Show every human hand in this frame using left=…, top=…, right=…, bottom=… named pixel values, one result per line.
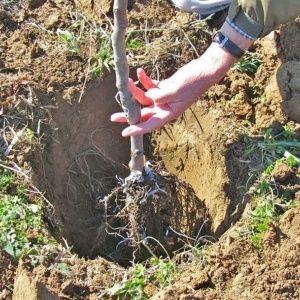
left=111, top=43, right=237, bottom=137
left=111, top=68, right=196, bottom=137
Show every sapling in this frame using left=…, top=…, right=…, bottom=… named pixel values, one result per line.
left=112, top=0, right=145, bottom=175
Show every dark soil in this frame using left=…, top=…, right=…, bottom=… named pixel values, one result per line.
left=0, top=250, right=16, bottom=299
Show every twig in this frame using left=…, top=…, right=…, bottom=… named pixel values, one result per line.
left=78, top=29, right=92, bottom=103
left=181, top=28, right=200, bottom=57
left=0, top=162, right=29, bottom=180
left=4, top=126, right=27, bottom=156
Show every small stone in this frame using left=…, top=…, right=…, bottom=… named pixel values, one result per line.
left=272, top=163, right=292, bottom=183
left=44, top=14, right=60, bottom=29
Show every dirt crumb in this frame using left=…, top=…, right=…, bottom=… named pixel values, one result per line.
left=0, top=250, right=16, bottom=300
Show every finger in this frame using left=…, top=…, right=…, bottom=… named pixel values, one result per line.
left=110, top=112, right=127, bottom=123
left=121, top=106, right=173, bottom=136
left=145, top=88, right=175, bottom=104
left=111, top=107, right=155, bottom=123
left=122, top=116, right=166, bottom=136
left=128, top=78, right=153, bottom=106
left=137, top=68, right=158, bottom=90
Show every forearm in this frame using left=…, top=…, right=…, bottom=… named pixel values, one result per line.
left=164, top=20, right=254, bottom=104
left=168, top=43, right=235, bottom=103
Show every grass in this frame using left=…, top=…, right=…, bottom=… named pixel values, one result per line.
left=57, top=29, right=81, bottom=55
left=109, top=255, right=177, bottom=299
left=247, top=177, right=297, bottom=250
left=108, top=235, right=210, bottom=299
left=241, top=125, right=299, bottom=250
left=55, top=12, right=145, bottom=78
left=0, top=169, right=54, bottom=261
left=89, top=36, right=114, bottom=77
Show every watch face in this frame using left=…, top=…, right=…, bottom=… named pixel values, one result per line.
left=215, top=32, right=223, bottom=43
left=213, top=32, right=225, bottom=44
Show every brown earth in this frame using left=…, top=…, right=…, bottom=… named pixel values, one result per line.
left=0, top=250, right=16, bottom=299
left=0, top=0, right=300, bottom=299
left=12, top=245, right=125, bottom=299
left=151, top=206, right=300, bottom=300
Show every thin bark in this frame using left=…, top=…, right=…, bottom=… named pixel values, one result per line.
left=112, top=0, right=144, bottom=173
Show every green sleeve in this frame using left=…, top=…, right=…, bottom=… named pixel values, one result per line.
left=227, top=0, right=300, bottom=39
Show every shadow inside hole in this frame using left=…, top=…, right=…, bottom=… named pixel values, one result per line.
left=32, top=73, right=212, bottom=266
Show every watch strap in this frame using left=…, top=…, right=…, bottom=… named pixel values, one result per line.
left=212, top=31, right=244, bottom=59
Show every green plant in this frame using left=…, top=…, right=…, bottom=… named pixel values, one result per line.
left=248, top=199, right=276, bottom=249
left=0, top=170, right=52, bottom=259
left=242, top=125, right=300, bottom=249
left=256, top=180, right=270, bottom=195
left=57, top=29, right=81, bottom=54
left=89, top=37, right=114, bottom=77
left=0, top=170, right=15, bottom=191
left=25, top=128, right=35, bottom=143
left=234, top=52, right=262, bottom=75
left=110, top=264, right=147, bottom=300
left=56, top=262, right=73, bottom=279
left=150, top=257, right=176, bottom=288
left=287, top=155, right=299, bottom=168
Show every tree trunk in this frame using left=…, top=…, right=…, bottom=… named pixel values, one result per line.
left=112, top=0, right=144, bottom=173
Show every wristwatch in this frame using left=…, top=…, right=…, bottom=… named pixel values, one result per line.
left=212, top=31, right=244, bottom=59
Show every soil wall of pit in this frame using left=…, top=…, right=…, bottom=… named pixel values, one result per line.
left=33, top=73, right=130, bottom=257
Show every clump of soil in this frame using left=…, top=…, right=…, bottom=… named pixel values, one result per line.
left=13, top=245, right=125, bottom=299
left=0, top=250, right=16, bottom=299
left=93, top=170, right=210, bottom=264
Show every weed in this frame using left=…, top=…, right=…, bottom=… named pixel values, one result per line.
left=109, top=255, right=177, bottom=299
left=0, top=170, right=15, bottom=191
left=239, top=125, right=299, bottom=250
left=150, top=257, right=176, bottom=288
left=89, top=37, right=114, bottom=77
left=126, top=30, right=143, bottom=52
left=55, top=262, right=73, bottom=279
left=89, top=33, right=142, bottom=78
left=234, top=52, right=262, bottom=75
left=126, top=38, right=143, bottom=52
left=110, top=263, right=147, bottom=300
left=25, top=128, right=35, bottom=144
left=57, top=29, right=81, bottom=55
left=0, top=169, right=53, bottom=259
left=248, top=197, right=277, bottom=249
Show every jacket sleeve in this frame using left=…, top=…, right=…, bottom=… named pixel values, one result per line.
left=227, top=0, right=300, bottom=40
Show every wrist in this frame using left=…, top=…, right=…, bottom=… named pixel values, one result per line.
left=170, top=43, right=235, bottom=101
left=219, top=21, right=254, bottom=52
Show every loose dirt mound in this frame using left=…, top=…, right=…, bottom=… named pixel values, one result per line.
left=13, top=246, right=125, bottom=299
left=152, top=206, right=300, bottom=300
